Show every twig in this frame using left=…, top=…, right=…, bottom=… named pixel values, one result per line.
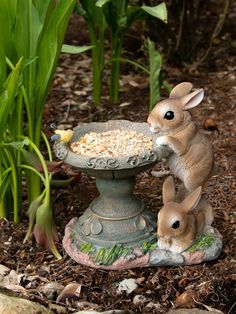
left=194, top=0, right=231, bottom=67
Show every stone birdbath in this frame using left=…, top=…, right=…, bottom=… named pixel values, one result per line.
left=54, top=120, right=222, bottom=270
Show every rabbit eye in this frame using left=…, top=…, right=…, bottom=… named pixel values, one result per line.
left=164, top=111, right=174, bottom=120
left=172, top=221, right=180, bottom=229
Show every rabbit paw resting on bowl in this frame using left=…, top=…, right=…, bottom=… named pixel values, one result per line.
left=157, top=176, right=214, bottom=254
left=155, top=136, right=170, bottom=146
left=148, top=82, right=215, bottom=193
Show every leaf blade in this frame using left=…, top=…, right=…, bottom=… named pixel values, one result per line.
left=142, top=3, right=167, bottom=23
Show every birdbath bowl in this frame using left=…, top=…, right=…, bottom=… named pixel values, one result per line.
left=54, top=120, right=222, bottom=269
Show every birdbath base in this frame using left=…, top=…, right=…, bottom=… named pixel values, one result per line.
left=63, top=221, right=223, bottom=270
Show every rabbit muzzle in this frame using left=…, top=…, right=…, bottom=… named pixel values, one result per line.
left=147, top=122, right=160, bottom=133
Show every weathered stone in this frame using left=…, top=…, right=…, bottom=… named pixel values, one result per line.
left=74, top=311, right=133, bottom=314
left=149, top=248, right=184, bottom=266
left=203, top=234, right=223, bottom=262
left=0, top=292, right=52, bottom=314
left=168, top=309, right=222, bottom=314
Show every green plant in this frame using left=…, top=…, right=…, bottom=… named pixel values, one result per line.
left=116, top=38, right=172, bottom=111
left=77, top=0, right=167, bottom=105
left=0, top=0, right=76, bottom=258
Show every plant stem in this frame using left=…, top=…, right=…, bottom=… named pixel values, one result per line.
left=87, top=23, right=103, bottom=105
left=109, top=0, right=127, bottom=104
left=109, top=35, right=123, bottom=104
left=4, top=149, right=20, bottom=223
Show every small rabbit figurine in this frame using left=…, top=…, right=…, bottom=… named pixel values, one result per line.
left=157, top=176, right=214, bottom=254
left=147, top=82, right=214, bottom=193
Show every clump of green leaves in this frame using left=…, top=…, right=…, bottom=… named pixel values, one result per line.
left=188, top=234, right=215, bottom=253
left=118, top=38, right=172, bottom=111
left=77, top=0, right=168, bottom=105
left=0, top=0, right=76, bottom=258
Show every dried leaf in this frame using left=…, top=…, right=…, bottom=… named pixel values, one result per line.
left=56, top=283, right=82, bottom=303
left=175, top=289, right=196, bottom=308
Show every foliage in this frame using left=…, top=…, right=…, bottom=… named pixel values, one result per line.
left=77, top=0, right=167, bottom=105
left=117, top=38, right=172, bottom=111
left=0, top=0, right=76, bottom=258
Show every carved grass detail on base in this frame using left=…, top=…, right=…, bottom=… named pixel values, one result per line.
left=141, top=241, right=157, bottom=254
left=187, top=233, right=215, bottom=253
left=80, top=243, right=132, bottom=266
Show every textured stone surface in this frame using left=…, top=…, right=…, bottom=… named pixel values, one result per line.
left=168, top=309, right=222, bottom=314
left=149, top=248, right=184, bottom=266
left=0, top=292, right=52, bottom=314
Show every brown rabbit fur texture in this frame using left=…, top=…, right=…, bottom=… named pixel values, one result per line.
left=147, top=82, right=214, bottom=193
left=157, top=176, right=214, bottom=254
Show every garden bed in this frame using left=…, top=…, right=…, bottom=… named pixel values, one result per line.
left=0, top=3, right=235, bottom=313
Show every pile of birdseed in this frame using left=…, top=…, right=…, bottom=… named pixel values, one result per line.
left=70, top=129, right=152, bottom=157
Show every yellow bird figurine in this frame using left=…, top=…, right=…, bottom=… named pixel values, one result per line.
left=51, top=129, right=74, bottom=143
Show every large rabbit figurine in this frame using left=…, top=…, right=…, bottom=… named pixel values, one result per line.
left=147, top=82, right=214, bottom=193
left=157, top=176, right=214, bottom=254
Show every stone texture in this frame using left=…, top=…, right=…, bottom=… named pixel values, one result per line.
left=0, top=292, right=52, bottom=314
left=168, top=309, right=222, bottom=314
left=203, top=227, right=223, bottom=262
left=150, top=248, right=184, bottom=266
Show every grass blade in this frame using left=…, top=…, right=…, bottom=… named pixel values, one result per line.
left=0, top=58, right=23, bottom=137
left=146, top=38, right=162, bottom=111
left=62, top=44, right=94, bottom=54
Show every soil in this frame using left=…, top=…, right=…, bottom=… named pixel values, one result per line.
left=0, top=3, right=235, bottom=314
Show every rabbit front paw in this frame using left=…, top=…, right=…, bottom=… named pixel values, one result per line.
left=155, top=136, right=169, bottom=146
left=158, top=237, right=171, bottom=250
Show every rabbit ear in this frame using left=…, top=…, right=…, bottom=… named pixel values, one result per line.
left=181, top=89, right=204, bottom=110
left=169, top=82, right=193, bottom=99
left=162, top=176, right=176, bottom=204
left=181, top=186, right=202, bottom=213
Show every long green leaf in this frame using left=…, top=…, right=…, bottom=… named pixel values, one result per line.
left=96, top=0, right=112, bottom=7
left=0, top=0, right=17, bottom=89
left=146, top=39, right=162, bottom=111
left=0, top=172, right=11, bottom=219
left=61, top=44, right=94, bottom=54
left=0, top=58, right=23, bottom=137
left=0, top=0, right=17, bottom=60
left=35, top=0, right=76, bottom=116
left=142, top=3, right=167, bottom=23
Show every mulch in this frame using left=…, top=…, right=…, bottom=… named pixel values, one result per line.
left=0, top=5, right=235, bottom=314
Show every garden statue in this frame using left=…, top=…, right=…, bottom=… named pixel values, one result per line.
left=147, top=82, right=214, bottom=197
left=53, top=83, right=222, bottom=270
left=157, top=176, right=214, bottom=254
